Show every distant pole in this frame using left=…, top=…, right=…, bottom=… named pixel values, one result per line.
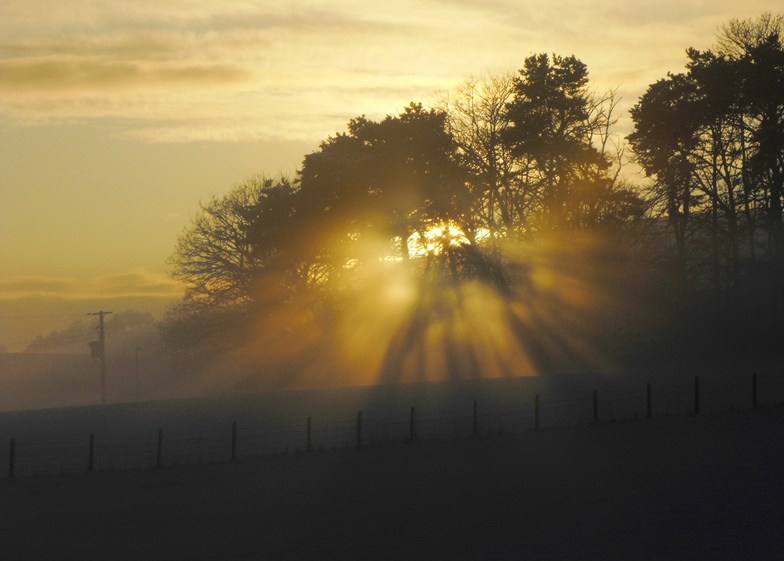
left=356, top=411, right=363, bottom=450
left=306, top=416, right=313, bottom=452
left=646, top=383, right=652, bottom=419
left=156, top=429, right=163, bottom=468
left=409, top=406, right=416, bottom=442
left=88, top=434, right=95, bottom=472
left=9, top=438, right=15, bottom=478
left=231, top=421, right=237, bottom=461
left=88, top=311, right=113, bottom=405
left=534, top=395, right=540, bottom=430
left=135, top=347, right=141, bottom=402
left=593, top=390, right=599, bottom=423
left=694, top=376, right=700, bottom=415
left=752, top=373, right=758, bottom=410
left=473, top=400, right=479, bottom=437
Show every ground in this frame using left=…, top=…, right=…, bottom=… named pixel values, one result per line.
left=2, top=405, right=783, bottom=560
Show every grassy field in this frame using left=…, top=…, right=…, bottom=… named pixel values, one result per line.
left=2, top=403, right=783, bottom=560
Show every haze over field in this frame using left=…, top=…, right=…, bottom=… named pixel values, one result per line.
left=2, top=0, right=782, bottom=351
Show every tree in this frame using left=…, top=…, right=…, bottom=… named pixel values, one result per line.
left=630, top=14, right=784, bottom=316
left=163, top=175, right=318, bottom=389
left=442, top=73, right=522, bottom=236
left=169, top=175, right=295, bottom=310
left=717, top=14, right=784, bottom=267
left=296, top=103, right=470, bottom=268
left=742, top=38, right=784, bottom=262
left=165, top=28, right=784, bottom=386
left=629, top=72, right=701, bottom=277
left=164, top=107, right=491, bottom=387
left=503, top=53, right=627, bottom=230
left=716, top=13, right=784, bottom=58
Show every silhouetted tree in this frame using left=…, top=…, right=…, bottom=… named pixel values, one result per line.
left=716, top=13, right=784, bottom=58
left=631, top=13, right=784, bottom=318
left=162, top=22, right=784, bottom=386
left=503, top=54, right=614, bottom=230
left=629, top=72, right=702, bottom=282
left=741, top=36, right=784, bottom=260
left=169, top=175, right=295, bottom=310
left=296, top=103, right=470, bottom=270
left=442, top=74, right=522, bottom=237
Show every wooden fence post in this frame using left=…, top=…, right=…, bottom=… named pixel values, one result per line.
left=593, top=390, right=599, bottom=423
left=473, top=400, right=479, bottom=437
left=753, top=373, right=758, bottom=410
left=231, top=421, right=237, bottom=461
left=409, top=406, right=416, bottom=442
left=156, top=429, right=163, bottom=468
left=88, top=434, right=95, bottom=472
left=534, top=395, right=540, bottom=430
left=694, top=376, right=700, bottom=415
left=356, top=411, right=363, bottom=450
left=9, top=438, right=15, bottom=478
left=307, top=416, right=313, bottom=452
left=646, top=383, right=652, bottom=418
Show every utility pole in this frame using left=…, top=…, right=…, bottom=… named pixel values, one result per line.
left=88, top=311, right=112, bottom=405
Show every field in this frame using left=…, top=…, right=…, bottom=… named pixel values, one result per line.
left=2, top=366, right=784, bottom=560
left=2, top=406, right=783, bottom=560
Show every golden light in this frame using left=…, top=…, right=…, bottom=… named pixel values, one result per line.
left=408, top=221, right=472, bottom=258
left=225, top=226, right=625, bottom=392
left=474, top=228, right=492, bottom=243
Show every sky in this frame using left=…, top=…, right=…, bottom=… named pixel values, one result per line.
left=1, top=0, right=781, bottom=351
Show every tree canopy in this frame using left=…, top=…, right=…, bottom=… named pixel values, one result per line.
left=629, top=14, right=784, bottom=312
left=165, top=15, right=784, bottom=390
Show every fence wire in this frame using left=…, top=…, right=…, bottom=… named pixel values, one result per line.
left=3, top=372, right=783, bottom=478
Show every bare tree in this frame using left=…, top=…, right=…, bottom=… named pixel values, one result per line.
left=169, top=175, right=294, bottom=309
left=716, top=13, right=784, bottom=58
left=441, top=73, right=523, bottom=237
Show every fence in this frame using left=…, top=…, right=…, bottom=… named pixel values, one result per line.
left=4, top=372, right=784, bottom=479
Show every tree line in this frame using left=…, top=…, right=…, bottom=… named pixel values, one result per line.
left=629, top=13, right=784, bottom=318
left=163, top=14, right=784, bottom=389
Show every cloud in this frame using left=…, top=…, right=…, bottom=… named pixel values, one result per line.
left=0, top=35, right=180, bottom=61
left=0, top=278, right=75, bottom=296
left=2, top=0, right=782, bottom=144
left=0, top=58, right=251, bottom=94
left=0, top=3, right=427, bottom=141
left=0, top=272, right=183, bottom=301
left=116, top=75, right=453, bottom=143
left=94, top=272, right=183, bottom=297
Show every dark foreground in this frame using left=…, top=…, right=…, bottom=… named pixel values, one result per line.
left=2, top=407, right=783, bottom=560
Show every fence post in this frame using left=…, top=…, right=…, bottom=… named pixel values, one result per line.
left=231, top=421, right=237, bottom=461
left=593, top=390, right=599, bottom=423
left=473, top=400, right=479, bottom=437
left=694, top=376, right=700, bottom=415
left=307, top=416, right=313, bottom=452
left=753, top=373, right=758, bottom=410
left=534, top=395, right=540, bottom=430
left=356, top=411, right=363, bottom=450
left=156, top=429, right=163, bottom=468
left=88, top=434, right=95, bottom=472
left=8, top=438, right=15, bottom=478
left=409, top=406, right=416, bottom=442
left=646, top=383, right=652, bottom=418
